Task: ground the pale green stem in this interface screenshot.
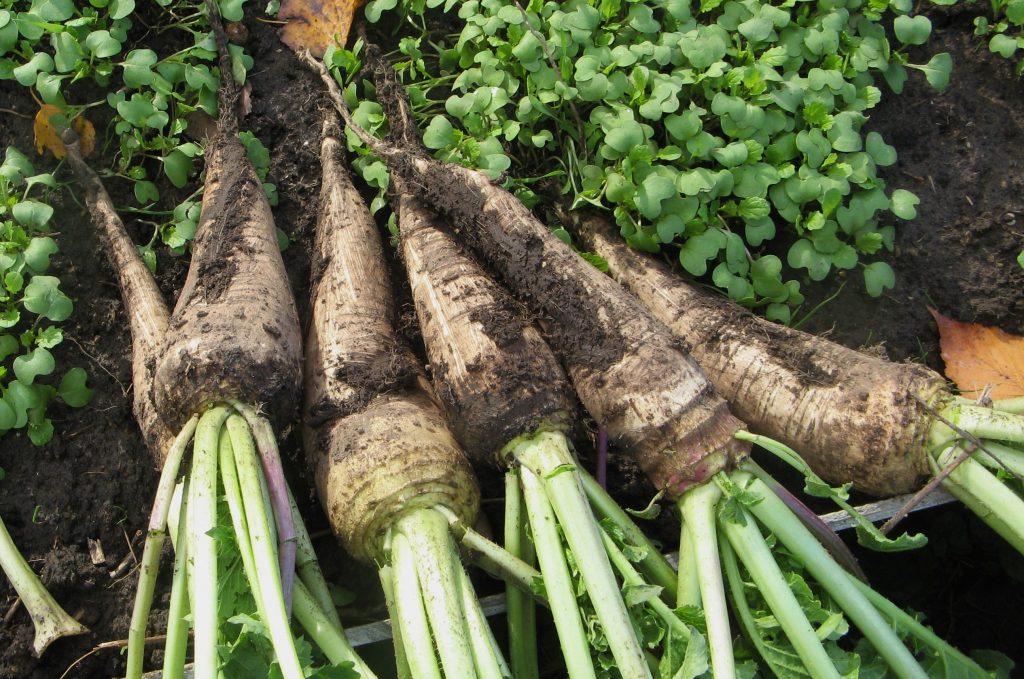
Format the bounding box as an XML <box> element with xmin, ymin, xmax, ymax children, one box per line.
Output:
<box><xmin>0</xmin><ymin>513</ymin><xmax>87</xmax><ymax>656</ymax></box>
<box><xmin>513</xmin><ymin>432</ymin><xmax>650</xmax><ymax>679</ymax></box>
<box><xmin>676</xmin><ymin>518</ymin><xmax>701</xmax><ymax>609</ymax></box>
<box><xmin>189</xmin><ymin>408</ymin><xmax>225</xmax><ymax>679</ymax></box>
<box><xmin>931</xmin><ymin>445</ymin><xmax>1024</xmax><ymax>555</ymax></box>
<box><xmin>967</xmin><ymin>440</ymin><xmax>1024</xmax><ymax>479</ymax></box>
<box><xmin>991</xmin><ymin>396</ymin><xmax>1024</xmax><ymax>414</ymax></box>
<box><xmin>719</xmin><ymin>509</ymin><xmax>840</xmax><ymax>679</ymax></box>
<box><xmin>719</xmin><ymin>536</ymin><xmax>775</xmax><ymax>673</ymax></box>
<box><xmin>454</xmin><ymin>520</ymin><xmax>540</xmax><ymax>594</ymax></box>
<box><xmin>844</xmin><ymin>574</ymin><xmax>989</xmax><ymax>676</ymax></box>
<box><xmin>218</xmin><ymin>428</ymin><xmax>265</xmax><ymax>616</ymax></box>
<box><xmin>390</xmin><ymin>531</ymin><xmax>443</xmax><ymax>679</ymax></box>
<box><xmin>505</xmin><ymin>469</ymin><xmax>538</xmax><ymax>679</ymax></box>
<box><xmin>379</xmin><ymin>564</ymin><xmax>412</xmax><ymax>679</ymax></box>
<box><xmin>225</xmin><ymin>414</ymin><xmax>303</xmax><ymax>679</ymax></box>
<box><xmin>678</xmin><ymin>481</ymin><xmax>734</xmax><ymax>679</ymax></box>
<box><xmin>287</xmin><ymin>487</ymin><xmax>341</xmax><ymax>629</ymax></box>
<box><xmin>163</xmin><ymin>481</ymin><xmax>190</xmax><ymax>679</ymax></box>
<box><xmin>454</xmin><ymin>556</ymin><xmax>512</xmax><ymax>679</ymax></box>
<box><xmin>579</xmin><ymin>470</ymin><xmax>677</xmax><ymax>598</ymax></box>
<box><xmin>738</xmin><ymin>472</ymin><xmax>928</xmax><ymax>679</ymax></box>
<box><xmin>396</xmin><ymin>508</ymin><xmax>478</xmax><ymax>678</ymax></box>
<box><xmin>126</xmin><ymin>416</ymin><xmax>198</xmax><ymax>679</ymax></box>
<box><xmin>599</xmin><ymin>530</ymin><xmax>689</xmax><ymax>640</ymax></box>
<box><xmin>292</xmin><ymin>579</ymin><xmax>377</xmax><ymax>677</ymax></box>
<box><xmin>937</xmin><ymin>404</ymin><xmax>1024</xmax><ymax>445</ymax></box>
<box><xmin>520</xmin><ymin>464</ymin><xmax>597</xmax><ymax>679</ymax></box>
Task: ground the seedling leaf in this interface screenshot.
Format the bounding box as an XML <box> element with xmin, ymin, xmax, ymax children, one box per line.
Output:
<box><xmin>58</xmin><ymin>367</ymin><xmax>93</xmax><ymax>407</ymax></box>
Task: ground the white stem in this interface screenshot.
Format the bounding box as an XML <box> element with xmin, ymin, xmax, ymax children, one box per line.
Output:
<box><xmin>390</xmin><ymin>531</ymin><xmax>443</xmax><ymax>679</ymax></box>
<box><xmin>679</xmin><ymin>482</ymin><xmax>735</xmax><ymax>679</ymax></box>
<box><xmin>514</xmin><ymin>432</ymin><xmax>650</xmax><ymax>679</ymax></box>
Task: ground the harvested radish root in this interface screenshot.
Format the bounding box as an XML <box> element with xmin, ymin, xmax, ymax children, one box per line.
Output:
<box><xmin>571</xmin><ymin>211</ymin><xmax>1024</xmax><ymax>557</ymax></box>
<box><xmin>312</xmin><ymin>51</ymin><xmax>993</xmax><ymax>678</ymax></box>
<box><xmin>394</xmin><ymin>176</ymin><xmax>660</xmax><ymax>678</ymax></box>
<box><xmin>60</xmin><ymin>6</ymin><xmax>366</xmax><ymax>679</ymax></box>
<box><xmin>302</xmin><ymin>113</ymin><xmax>508</xmax><ymax>679</ymax></box>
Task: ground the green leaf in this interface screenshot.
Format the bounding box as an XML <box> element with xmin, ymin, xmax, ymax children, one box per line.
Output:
<box><xmin>989</xmin><ymin>33</ymin><xmax>1018</xmax><ymax>59</ymax></box>
<box><xmin>737</xmin><ymin>197</ymin><xmax>770</xmax><ymax>220</ymax></box>
<box><xmin>1</xmin><ymin>147</ymin><xmax>34</xmax><ymax>182</ymax></box>
<box><xmin>13</xmin><ymin>53</ymin><xmax>54</xmax><ymax>87</ymax></box>
<box><xmin>109</xmin><ymin>0</ymin><xmax>135</xmax><ymax>19</ymax></box>
<box><xmin>635</xmin><ymin>174</ymin><xmax>677</xmax><ymax>219</ymax></box>
<box><xmin>12</xmin><ymin>201</ymin><xmax>53</xmax><ymax>230</ymax></box>
<box><xmin>35</xmin><ymin>326</ymin><xmax>62</xmax><ymax>349</ymax></box>
<box><xmin>863</xmin><ymin>261</ymin><xmax>895</xmax><ymax>296</ymax></box>
<box><xmin>23</xmin><ymin>276</ymin><xmax>73</xmax><ymax>321</ymax></box>
<box><xmin>24</xmin><ymin>237</ymin><xmax>58</xmax><ymax>272</ymax></box>
<box><xmin>85</xmin><ymin>29</ymin><xmax>123</xmax><ymax>59</ymax></box>
<box><xmin>219</xmin><ymin>0</ymin><xmax>244</xmax><ymax>21</ymax></box>
<box><xmin>679</xmin><ymin>229</ymin><xmax>726</xmax><ymax>276</ymax></box>
<box><xmin>423</xmin><ymin>115</ymin><xmax>456</xmax><ymax>149</ymax></box>
<box><xmin>58</xmin><ymin>367</ymin><xmax>93</xmax><ymax>407</ymax></box>
<box><xmin>890</xmin><ymin>189</ymin><xmax>919</xmax><ymax>220</ymax></box>
<box><xmin>134</xmin><ymin>180</ymin><xmax>159</xmax><ymax>204</ymax></box>
<box><xmin>913</xmin><ymin>52</ymin><xmax>952</xmax><ymax>91</ymax></box>
<box><xmin>0</xmin><ymin>335</ymin><xmax>19</xmax><ymax>360</ymax></box>
<box><xmin>122</xmin><ymin>48</ymin><xmax>157</xmax><ymax>88</ymax></box>
<box><xmin>788</xmin><ymin>239</ymin><xmax>831</xmax><ymax>281</ymax></box>
<box><xmin>29</xmin><ymin>0</ymin><xmax>73</xmax><ymax>22</ymax></box>
<box><xmin>28</xmin><ymin>412</ymin><xmax>54</xmax><ymax>445</ymax></box>
<box><xmin>865</xmin><ymin>132</ymin><xmax>897</xmax><ymax>166</ymax></box>
<box><xmin>13</xmin><ymin>347</ymin><xmax>55</xmax><ymax>384</ymax></box>
<box><xmin>163</xmin><ymin>150</ymin><xmax>193</xmax><ymax>188</ymax></box>
<box><xmin>893</xmin><ymin>15</ymin><xmax>932</xmax><ymax>45</ymax></box>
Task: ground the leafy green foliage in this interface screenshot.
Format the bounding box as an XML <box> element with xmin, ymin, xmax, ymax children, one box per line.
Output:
<box><xmin>966</xmin><ymin>0</ymin><xmax>1024</xmax><ymax>75</ymax></box>
<box><xmin>360</xmin><ymin>0</ymin><xmax>948</xmax><ymax>315</ymax></box>
<box><xmin>0</xmin><ymin>0</ymin><xmax>278</xmax><ymax>262</ymax></box>
<box><xmin>0</xmin><ymin>147</ymin><xmax>92</xmax><ymax>444</ymax></box>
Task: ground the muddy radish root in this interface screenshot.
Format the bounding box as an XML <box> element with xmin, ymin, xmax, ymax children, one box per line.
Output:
<box><xmin>572</xmin><ymin>212</ymin><xmax>1024</xmax><ymax>555</ymax></box>
<box><xmin>62</xmin><ymin>6</ymin><xmax>353</xmax><ymax>677</ymax></box>
<box><xmin>303</xmin><ymin>113</ymin><xmax>505</xmax><ymax>677</ymax></box>
<box><xmin>393</xmin><ymin>182</ymin><xmax>652</xmax><ymax>677</ymax></box>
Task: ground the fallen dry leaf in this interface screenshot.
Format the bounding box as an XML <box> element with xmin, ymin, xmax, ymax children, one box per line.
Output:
<box><xmin>34</xmin><ymin>104</ymin><xmax>95</xmax><ymax>159</ymax></box>
<box><xmin>279</xmin><ymin>0</ymin><xmax>365</xmax><ymax>58</ymax></box>
<box><xmin>930</xmin><ymin>307</ymin><xmax>1024</xmax><ymax>399</ymax></box>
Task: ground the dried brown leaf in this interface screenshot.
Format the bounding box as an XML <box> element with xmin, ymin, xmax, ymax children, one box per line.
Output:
<box><xmin>279</xmin><ymin>0</ymin><xmax>365</xmax><ymax>58</ymax></box>
<box><xmin>931</xmin><ymin>307</ymin><xmax>1024</xmax><ymax>399</ymax></box>
<box><xmin>34</xmin><ymin>105</ymin><xmax>95</xmax><ymax>159</ymax></box>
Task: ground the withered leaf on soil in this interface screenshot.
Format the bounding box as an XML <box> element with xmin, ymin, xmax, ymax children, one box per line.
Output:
<box><xmin>279</xmin><ymin>0</ymin><xmax>366</xmax><ymax>58</ymax></box>
<box><xmin>34</xmin><ymin>104</ymin><xmax>95</xmax><ymax>158</ymax></box>
<box><xmin>930</xmin><ymin>307</ymin><xmax>1024</xmax><ymax>399</ymax></box>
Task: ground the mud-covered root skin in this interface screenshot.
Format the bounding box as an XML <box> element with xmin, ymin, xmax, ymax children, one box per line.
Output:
<box><xmin>395</xmin><ymin>189</ymin><xmax>578</xmax><ymax>465</ymax></box>
<box><xmin>383</xmin><ymin>154</ymin><xmax>747</xmax><ymax>493</ymax></box>
<box><xmin>307</xmin><ymin>387</ymin><xmax>479</xmax><ymax>562</ymax></box>
<box><xmin>573</xmin><ymin>212</ymin><xmax>948</xmax><ymax>496</ymax></box>
<box><xmin>152</xmin><ymin>134</ymin><xmax>302</xmax><ymax>430</ymax></box>
<box><xmin>62</xmin><ymin>131</ymin><xmax>176</xmax><ymax>461</ymax></box>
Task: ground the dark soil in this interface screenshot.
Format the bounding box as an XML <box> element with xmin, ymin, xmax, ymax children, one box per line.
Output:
<box><xmin>1</xmin><ymin>4</ymin><xmax>1023</xmax><ymax>679</ymax></box>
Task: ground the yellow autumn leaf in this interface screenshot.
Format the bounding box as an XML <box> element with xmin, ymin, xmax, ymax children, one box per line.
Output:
<box><xmin>931</xmin><ymin>307</ymin><xmax>1024</xmax><ymax>400</ymax></box>
<box><xmin>34</xmin><ymin>105</ymin><xmax>95</xmax><ymax>159</ymax></box>
<box><xmin>279</xmin><ymin>0</ymin><xmax>366</xmax><ymax>58</ymax></box>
